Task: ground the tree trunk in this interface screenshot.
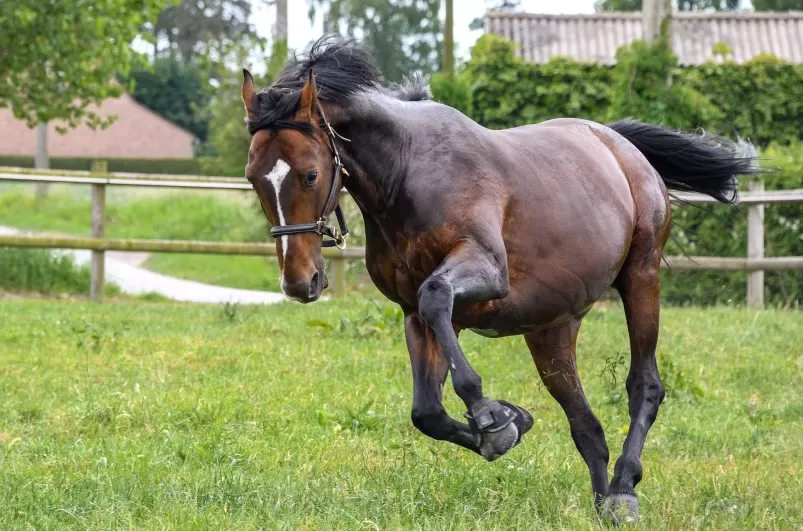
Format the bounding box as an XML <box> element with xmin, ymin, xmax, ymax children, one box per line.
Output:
<box><xmin>276</xmin><ymin>0</ymin><xmax>288</xmax><ymax>43</ymax></box>
<box><xmin>444</xmin><ymin>0</ymin><xmax>454</xmax><ymax>75</ymax></box>
<box><xmin>642</xmin><ymin>0</ymin><xmax>670</xmax><ymax>43</ymax></box>
<box><xmin>34</xmin><ymin>123</ymin><xmax>50</xmax><ymax>200</ymax></box>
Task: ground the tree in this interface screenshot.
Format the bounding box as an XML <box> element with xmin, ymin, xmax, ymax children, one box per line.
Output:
<box><xmin>751</xmin><ymin>0</ymin><xmax>803</xmax><ymax>9</ymax></box>
<box><xmin>124</xmin><ymin>56</ymin><xmax>212</xmax><ymax>142</ymax></box>
<box><xmin>150</xmin><ymin>0</ymin><xmax>264</xmax><ymax>77</ymax></box>
<box><xmin>444</xmin><ymin>0</ymin><xmax>454</xmax><ymax>75</ymax></box>
<box><xmin>469</xmin><ymin>0</ymin><xmax>521</xmax><ymax>31</ymax></box>
<box><xmin>200</xmin><ymin>39</ymin><xmax>286</xmax><ymax>177</ymax></box>
<box><xmin>307</xmin><ymin>0</ymin><xmax>442</xmax><ymax>81</ymax></box>
<box><xmin>596</xmin><ymin>0</ymin><xmax>742</xmax><ymax>10</ymax></box>
<box><xmin>0</xmin><ymin>0</ymin><xmax>170</xmax><ymax>129</ymax></box>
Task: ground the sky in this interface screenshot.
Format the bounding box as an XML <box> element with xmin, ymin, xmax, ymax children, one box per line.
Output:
<box><xmin>248</xmin><ymin>0</ymin><xmax>597</xmax><ymax>73</ymax></box>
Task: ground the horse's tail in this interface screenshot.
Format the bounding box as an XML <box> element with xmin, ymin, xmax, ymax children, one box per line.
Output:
<box><xmin>606</xmin><ymin>119</ymin><xmax>765</xmax><ymax>204</ymax></box>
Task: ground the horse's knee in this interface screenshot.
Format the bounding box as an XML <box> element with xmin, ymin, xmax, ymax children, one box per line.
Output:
<box><xmin>417</xmin><ymin>277</ymin><xmax>453</xmax><ymax>326</ymax></box>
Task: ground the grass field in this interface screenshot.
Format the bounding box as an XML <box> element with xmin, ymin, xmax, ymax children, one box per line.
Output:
<box><xmin>0</xmin><ymin>297</ymin><xmax>800</xmax><ymax>529</ymax></box>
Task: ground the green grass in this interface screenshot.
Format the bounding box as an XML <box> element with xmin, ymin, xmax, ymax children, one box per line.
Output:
<box><xmin>0</xmin><ymin>248</ymin><xmax>120</xmax><ymax>297</ymax></box>
<box><xmin>145</xmin><ymin>254</ymin><xmax>283</xmax><ymax>291</ymax></box>
<box><xmin>0</xmin><ymin>298</ymin><xmax>799</xmax><ymax>529</ymax></box>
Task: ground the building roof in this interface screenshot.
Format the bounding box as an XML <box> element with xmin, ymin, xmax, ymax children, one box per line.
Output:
<box><xmin>484</xmin><ymin>11</ymin><xmax>803</xmax><ymax>65</ymax></box>
<box><xmin>0</xmin><ymin>91</ymin><xmax>196</xmax><ymax>160</ymax></box>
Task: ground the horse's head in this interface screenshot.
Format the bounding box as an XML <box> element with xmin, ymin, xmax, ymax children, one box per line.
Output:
<box><xmin>242</xmin><ymin>69</ymin><xmax>347</xmax><ymax>303</ymax></box>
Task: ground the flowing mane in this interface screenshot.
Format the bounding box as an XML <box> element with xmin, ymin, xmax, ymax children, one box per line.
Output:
<box><xmin>247</xmin><ymin>37</ymin><xmax>431</xmax><ymax>135</ymax></box>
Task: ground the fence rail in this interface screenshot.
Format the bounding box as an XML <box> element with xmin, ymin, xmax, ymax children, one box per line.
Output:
<box><xmin>2</xmin><ymin>166</ymin><xmax>802</xmax><ymax>307</ymax></box>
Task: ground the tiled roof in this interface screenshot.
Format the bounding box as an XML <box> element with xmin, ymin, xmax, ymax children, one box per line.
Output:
<box><xmin>0</xmin><ymin>92</ymin><xmax>196</xmax><ymax>159</ymax></box>
<box><xmin>484</xmin><ymin>11</ymin><xmax>803</xmax><ymax>65</ymax></box>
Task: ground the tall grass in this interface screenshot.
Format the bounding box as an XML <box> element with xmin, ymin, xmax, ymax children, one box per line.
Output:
<box><xmin>0</xmin><ymin>248</ymin><xmax>119</xmax><ymax>296</ymax></box>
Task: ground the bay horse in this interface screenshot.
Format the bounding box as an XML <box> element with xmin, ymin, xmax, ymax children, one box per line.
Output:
<box><xmin>240</xmin><ymin>39</ymin><xmax>762</xmax><ymax>522</ymax></box>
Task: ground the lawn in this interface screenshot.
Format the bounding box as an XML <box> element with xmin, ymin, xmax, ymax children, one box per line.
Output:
<box><xmin>0</xmin><ymin>297</ymin><xmax>799</xmax><ymax>529</ymax></box>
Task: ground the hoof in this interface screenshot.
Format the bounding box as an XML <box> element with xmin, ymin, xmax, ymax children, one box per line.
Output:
<box><xmin>601</xmin><ymin>493</ymin><xmax>639</xmax><ymax>525</ymax></box>
<box><xmin>466</xmin><ymin>399</ymin><xmax>534</xmax><ymax>462</ymax></box>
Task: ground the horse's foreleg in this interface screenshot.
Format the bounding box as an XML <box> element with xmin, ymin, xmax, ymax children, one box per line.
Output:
<box><xmin>404</xmin><ymin>312</ymin><xmax>479</xmax><ymax>452</ymax></box>
<box><xmin>417</xmin><ymin>241</ymin><xmax>533</xmax><ymax>461</ymax></box>
<box><xmin>604</xmin><ymin>246</ymin><xmax>666</xmax><ymax>524</ymax></box>
<box><xmin>525</xmin><ymin>320</ymin><xmax>610</xmax><ymax>507</ymax></box>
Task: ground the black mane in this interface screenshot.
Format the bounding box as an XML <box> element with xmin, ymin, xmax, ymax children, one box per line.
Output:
<box><xmin>247</xmin><ymin>37</ymin><xmax>431</xmax><ymax>135</ymax></box>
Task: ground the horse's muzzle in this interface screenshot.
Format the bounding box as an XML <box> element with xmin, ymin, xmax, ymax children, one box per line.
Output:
<box><xmin>282</xmin><ymin>269</ymin><xmax>324</xmax><ymax>303</ymax></box>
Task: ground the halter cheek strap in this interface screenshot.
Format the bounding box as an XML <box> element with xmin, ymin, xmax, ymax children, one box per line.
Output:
<box><xmin>268</xmin><ymin>104</ymin><xmax>350</xmax><ymax>249</ymax></box>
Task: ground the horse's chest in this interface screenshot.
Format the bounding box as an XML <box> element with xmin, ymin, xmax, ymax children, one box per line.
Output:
<box><xmin>364</xmin><ymin>238</ymin><xmax>443</xmax><ymax>309</ymax></box>
<box><xmin>364</xmin><ymin>247</ymin><xmax>420</xmax><ymax>309</ymax></box>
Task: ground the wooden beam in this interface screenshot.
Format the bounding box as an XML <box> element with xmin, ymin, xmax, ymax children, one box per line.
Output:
<box><xmin>660</xmin><ymin>256</ymin><xmax>803</xmax><ymax>272</ymax></box>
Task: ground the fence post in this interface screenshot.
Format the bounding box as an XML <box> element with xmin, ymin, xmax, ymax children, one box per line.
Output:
<box><xmin>747</xmin><ymin>179</ymin><xmax>764</xmax><ymax>309</ymax></box>
<box><xmin>330</xmin><ymin>255</ymin><xmax>346</xmax><ymax>296</ymax></box>
<box><xmin>90</xmin><ymin>160</ymin><xmax>107</xmax><ymax>302</ymax></box>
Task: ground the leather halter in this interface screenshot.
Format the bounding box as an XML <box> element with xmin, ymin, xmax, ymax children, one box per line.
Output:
<box><xmin>268</xmin><ymin>104</ymin><xmax>350</xmax><ymax>249</ymax></box>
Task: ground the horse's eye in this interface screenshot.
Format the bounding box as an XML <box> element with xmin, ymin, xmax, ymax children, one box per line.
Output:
<box><xmin>305</xmin><ymin>170</ymin><xmax>319</xmax><ymax>186</ymax></box>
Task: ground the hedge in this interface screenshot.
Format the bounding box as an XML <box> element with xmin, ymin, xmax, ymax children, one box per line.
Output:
<box><xmin>0</xmin><ymin>156</ymin><xmax>201</xmax><ymax>175</ymax></box>
<box><xmin>443</xmin><ymin>34</ymin><xmax>803</xmax><ymax>147</ymax></box>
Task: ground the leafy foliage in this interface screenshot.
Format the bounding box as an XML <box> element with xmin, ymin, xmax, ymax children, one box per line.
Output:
<box><xmin>0</xmin><ymin>0</ymin><xmax>171</xmax><ymax>129</ymax></box>
<box><xmin>596</xmin><ymin>0</ymin><xmax>743</xmax><ymax>10</ymax></box>
<box><xmin>308</xmin><ymin>0</ymin><xmax>442</xmax><ymax>82</ymax></box>
<box><xmin>438</xmin><ymin>33</ymin><xmax>803</xmax><ymax>146</ymax></box>
<box><xmin>199</xmin><ymin>43</ymin><xmax>279</xmax><ymax>177</ymax></box>
<box><xmin>459</xmin><ymin>35</ymin><xmax>612</xmax><ymax>128</ymax></box>
<box><xmin>607</xmin><ymin>22</ymin><xmax>721</xmax><ymax>128</ymax></box>
<box><xmin>149</xmin><ymin>0</ymin><xmax>262</xmax><ymax>71</ymax></box>
<box><xmin>744</xmin><ymin>0</ymin><xmax>803</xmax><ymax>8</ymax></box>
<box><xmin>124</xmin><ymin>56</ymin><xmax>212</xmax><ymax>141</ymax></box>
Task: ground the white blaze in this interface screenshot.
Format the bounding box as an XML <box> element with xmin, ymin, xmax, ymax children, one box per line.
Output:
<box><xmin>265</xmin><ymin>159</ymin><xmax>291</xmax><ymax>261</ymax></box>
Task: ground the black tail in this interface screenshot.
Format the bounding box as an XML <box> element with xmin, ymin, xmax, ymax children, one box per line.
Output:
<box><xmin>606</xmin><ymin>120</ymin><xmax>765</xmax><ymax>204</ymax></box>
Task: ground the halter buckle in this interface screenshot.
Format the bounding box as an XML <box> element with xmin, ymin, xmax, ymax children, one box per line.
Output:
<box><xmin>334</xmin><ymin>232</ymin><xmax>347</xmax><ymax>250</ymax></box>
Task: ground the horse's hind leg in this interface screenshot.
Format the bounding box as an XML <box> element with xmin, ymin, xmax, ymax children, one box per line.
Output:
<box><xmin>404</xmin><ymin>312</ymin><xmax>479</xmax><ymax>453</ymax></box>
<box><xmin>525</xmin><ymin>318</ymin><xmax>610</xmax><ymax>507</ymax></box>
<box><xmin>603</xmin><ymin>229</ymin><xmax>667</xmax><ymax>524</ymax></box>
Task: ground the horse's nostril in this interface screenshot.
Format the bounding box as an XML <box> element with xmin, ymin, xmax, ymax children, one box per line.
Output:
<box><xmin>309</xmin><ymin>272</ymin><xmax>320</xmax><ymax>297</ymax></box>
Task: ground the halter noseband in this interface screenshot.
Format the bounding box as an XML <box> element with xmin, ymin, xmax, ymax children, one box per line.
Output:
<box><xmin>268</xmin><ymin>104</ymin><xmax>350</xmax><ymax>249</ymax></box>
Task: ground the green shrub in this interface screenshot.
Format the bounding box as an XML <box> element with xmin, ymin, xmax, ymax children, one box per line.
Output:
<box><xmin>0</xmin><ymin>248</ymin><xmax>119</xmax><ymax>296</ymax></box>
<box><xmin>456</xmin><ymin>34</ymin><xmax>803</xmax><ymax>146</ymax></box>
<box><xmin>607</xmin><ymin>22</ymin><xmax>721</xmax><ymax>129</ymax></box>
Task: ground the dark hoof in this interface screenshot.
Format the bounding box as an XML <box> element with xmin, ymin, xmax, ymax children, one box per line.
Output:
<box><xmin>466</xmin><ymin>399</ymin><xmax>534</xmax><ymax>462</ymax></box>
<box><xmin>601</xmin><ymin>493</ymin><xmax>639</xmax><ymax>525</ymax></box>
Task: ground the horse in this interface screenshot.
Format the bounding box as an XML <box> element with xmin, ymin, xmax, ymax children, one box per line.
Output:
<box><xmin>239</xmin><ymin>39</ymin><xmax>763</xmax><ymax>522</ymax></box>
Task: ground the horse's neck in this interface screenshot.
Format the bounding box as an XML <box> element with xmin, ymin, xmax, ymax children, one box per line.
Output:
<box><xmin>336</xmin><ymin>98</ymin><xmax>409</xmax><ymax>219</ymax></box>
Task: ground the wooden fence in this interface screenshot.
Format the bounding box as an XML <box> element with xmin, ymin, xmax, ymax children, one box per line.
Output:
<box><xmin>1</xmin><ymin>165</ymin><xmax>802</xmax><ymax>308</ymax></box>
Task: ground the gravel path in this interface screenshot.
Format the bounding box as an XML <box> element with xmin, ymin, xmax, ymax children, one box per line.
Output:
<box><xmin>0</xmin><ymin>226</ymin><xmax>288</xmax><ymax>304</ymax></box>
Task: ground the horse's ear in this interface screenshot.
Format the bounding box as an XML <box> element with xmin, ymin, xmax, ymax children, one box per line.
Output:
<box><xmin>298</xmin><ymin>70</ymin><xmax>319</xmax><ymax>121</ymax></box>
<box><xmin>241</xmin><ymin>68</ymin><xmax>256</xmax><ymax>117</ymax></box>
